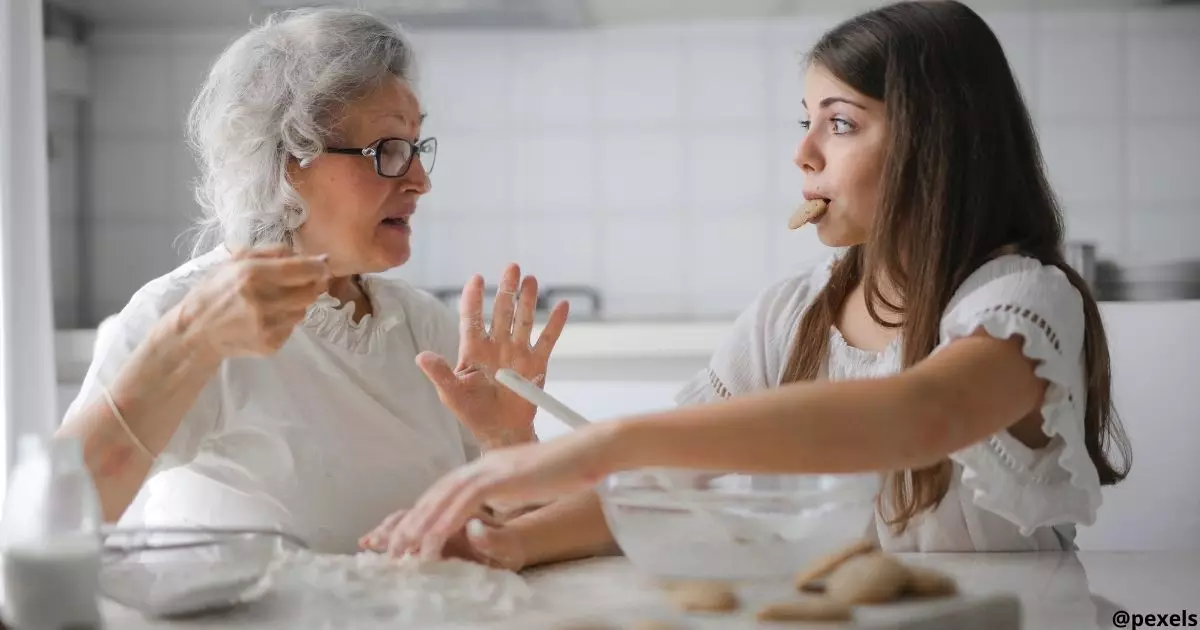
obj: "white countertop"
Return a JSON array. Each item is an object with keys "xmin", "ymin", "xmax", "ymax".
[{"xmin": 75, "ymin": 550, "xmax": 1200, "ymax": 629}]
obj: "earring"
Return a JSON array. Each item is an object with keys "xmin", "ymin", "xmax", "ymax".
[
  {"xmin": 298, "ymin": 156, "xmax": 314, "ymax": 168},
  {"xmin": 284, "ymin": 206, "xmax": 305, "ymax": 230}
]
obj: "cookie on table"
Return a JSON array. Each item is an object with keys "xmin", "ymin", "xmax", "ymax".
[
  {"xmin": 825, "ymin": 552, "xmax": 911, "ymax": 605},
  {"xmin": 793, "ymin": 538, "xmax": 879, "ymax": 592}
]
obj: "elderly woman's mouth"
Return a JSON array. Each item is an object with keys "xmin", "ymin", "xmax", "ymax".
[{"xmin": 382, "ymin": 216, "xmax": 410, "ymax": 229}]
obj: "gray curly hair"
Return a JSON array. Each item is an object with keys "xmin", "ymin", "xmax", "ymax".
[{"xmin": 185, "ymin": 7, "xmax": 417, "ymax": 256}]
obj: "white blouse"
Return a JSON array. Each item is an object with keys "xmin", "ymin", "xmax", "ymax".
[
  {"xmin": 65, "ymin": 247, "xmax": 479, "ymax": 554},
  {"xmin": 675, "ymin": 251, "xmax": 1101, "ymax": 552}
]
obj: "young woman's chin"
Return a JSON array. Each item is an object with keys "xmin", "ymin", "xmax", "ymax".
[{"xmin": 815, "ymin": 221, "xmax": 868, "ymax": 249}]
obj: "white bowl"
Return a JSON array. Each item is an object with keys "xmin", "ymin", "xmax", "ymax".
[{"xmin": 597, "ymin": 469, "xmax": 881, "ymax": 581}]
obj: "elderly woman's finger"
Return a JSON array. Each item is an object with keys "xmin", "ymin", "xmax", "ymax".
[
  {"xmin": 276, "ymin": 308, "xmax": 313, "ymax": 331},
  {"xmin": 260, "ymin": 278, "xmax": 328, "ymax": 310},
  {"xmin": 415, "ymin": 351, "xmax": 458, "ymax": 394},
  {"xmin": 533, "ymin": 300, "xmax": 569, "ymax": 361},
  {"xmin": 511, "ymin": 275, "xmax": 539, "ymax": 347},
  {"xmin": 459, "ymin": 274, "xmax": 488, "ymax": 339},
  {"xmin": 490, "ymin": 264, "xmax": 520, "ymax": 339}
]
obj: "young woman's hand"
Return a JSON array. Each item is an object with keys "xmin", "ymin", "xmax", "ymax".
[
  {"xmin": 368, "ymin": 424, "xmax": 623, "ymax": 561},
  {"xmin": 359, "ymin": 508, "xmax": 526, "ymax": 571},
  {"xmin": 416, "ymin": 263, "xmax": 568, "ymax": 449}
]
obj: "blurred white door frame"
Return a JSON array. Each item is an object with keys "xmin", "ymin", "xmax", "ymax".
[{"xmin": 0, "ymin": 0, "xmax": 58, "ymax": 515}]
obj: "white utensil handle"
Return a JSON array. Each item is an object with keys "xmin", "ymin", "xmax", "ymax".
[
  {"xmin": 495, "ymin": 369, "xmax": 591, "ymax": 430},
  {"xmin": 493, "ymin": 369, "xmax": 749, "ymax": 544}
]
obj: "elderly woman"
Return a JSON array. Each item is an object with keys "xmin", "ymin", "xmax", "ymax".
[{"xmin": 56, "ymin": 7, "xmax": 567, "ymax": 554}]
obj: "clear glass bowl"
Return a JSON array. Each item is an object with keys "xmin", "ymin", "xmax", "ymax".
[
  {"xmin": 597, "ymin": 469, "xmax": 881, "ymax": 581},
  {"xmin": 98, "ymin": 527, "xmax": 306, "ymax": 618}
]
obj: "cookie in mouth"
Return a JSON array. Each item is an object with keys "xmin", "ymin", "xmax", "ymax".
[{"xmin": 788, "ymin": 198, "xmax": 829, "ymax": 230}]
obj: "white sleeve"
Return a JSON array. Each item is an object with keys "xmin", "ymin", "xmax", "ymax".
[
  {"xmin": 937, "ymin": 256, "xmax": 1101, "ymax": 536},
  {"xmin": 674, "ymin": 272, "xmax": 819, "ymax": 406},
  {"xmin": 63, "ymin": 285, "xmax": 221, "ymax": 470}
]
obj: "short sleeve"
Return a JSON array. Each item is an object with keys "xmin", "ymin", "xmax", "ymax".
[
  {"xmin": 936, "ymin": 255, "xmax": 1101, "ymax": 536},
  {"xmin": 63, "ymin": 275, "xmax": 222, "ymax": 470},
  {"xmin": 674, "ymin": 259, "xmax": 831, "ymax": 406}
]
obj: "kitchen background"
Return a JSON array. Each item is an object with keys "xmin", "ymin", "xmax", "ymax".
[
  {"xmin": 44, "ymin": 0, "xmax": 1200, "ymax": 328},
  {"xmin": 26, "ymin": 0, "xmax": 1200, "ymax": 550}
]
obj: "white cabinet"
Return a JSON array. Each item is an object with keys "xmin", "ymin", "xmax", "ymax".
[{"xmin": 1072, "ymin": 301, "xmax": 1200, "ymax": 552}]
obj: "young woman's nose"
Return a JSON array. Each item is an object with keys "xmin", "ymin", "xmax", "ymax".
[{"xmin": 794, "ymin": 133, "xmax": 823, "ymax": 175}]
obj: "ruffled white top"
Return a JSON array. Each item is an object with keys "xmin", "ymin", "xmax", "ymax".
[
  {"xmin": 65, "ymin": 247, "xmax": 478, "ymax": 554},
  {"xmin": 675, "ymin": 251, "xmax": 1100, "ymax": 551}
]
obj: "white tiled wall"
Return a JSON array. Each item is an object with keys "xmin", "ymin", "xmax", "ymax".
[
  {"xmin": 48, "ymin": 95, "xmax": 83, "ymax": 328},
  {"xmin": 73, "ymin": 5, "xmax": 1200, "ymax": 325}
]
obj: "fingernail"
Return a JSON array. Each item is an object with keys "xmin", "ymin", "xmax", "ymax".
[
  {"xmin": 316, "ymin": 253, "xmax": 329, "ymax": 263},
  {"xmin": 466, "ymin": 518, "xmax": 487, "ymax": 540}
]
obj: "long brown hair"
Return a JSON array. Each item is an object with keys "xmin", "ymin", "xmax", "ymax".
[{"xmin": 780, "ymin": 0, "xmax": 1132, "ymax": 533}]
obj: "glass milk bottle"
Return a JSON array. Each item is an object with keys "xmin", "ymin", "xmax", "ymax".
[{"xmin": 1, "ymin": 434, "xmax": 104, "ymax": 629}]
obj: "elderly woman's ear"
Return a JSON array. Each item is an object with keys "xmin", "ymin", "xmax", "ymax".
[{"xmin": 283, "ymin": 153, "xmax": 312, "ymax": 200}]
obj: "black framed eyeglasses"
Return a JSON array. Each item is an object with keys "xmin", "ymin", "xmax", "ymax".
[{"xmin": 325, "ymin": 136, "xmax": 437, "ymax": 178}]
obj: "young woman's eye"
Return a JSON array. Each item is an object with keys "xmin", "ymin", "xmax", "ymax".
[{"xmin": 831, "ymin": 117, "xmax": 855, "ymax": 134}]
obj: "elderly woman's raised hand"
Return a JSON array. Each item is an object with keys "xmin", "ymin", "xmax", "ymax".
[
  {"xmin": 177, "ymin": 245, "xmax": 331, "ymax": 359},
  {"xmin": 416, "ymin": 263, "xmax": 568, "ymax": 450}
]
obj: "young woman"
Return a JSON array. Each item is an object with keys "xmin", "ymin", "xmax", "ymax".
[{"xmin": 361, "ymin": 0, "xmax": 1132, "ymax": 566}]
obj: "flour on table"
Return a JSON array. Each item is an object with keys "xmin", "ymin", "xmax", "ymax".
[{"xmin": 266, "ymin": 548, "xmax": 534, "ymax": 626}]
